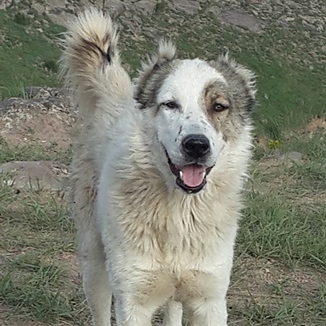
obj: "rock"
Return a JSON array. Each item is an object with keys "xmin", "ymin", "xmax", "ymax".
[
  {"xmin": 35, "ymin": 0, "xmax": 74, "ymax": 25},
  {"xmin": 284, "ymin": 0, "xmax": 302, "ymax": 9},
  {"xmin": 104, "ymin": 0, "xmax": 125, "ymax": 18},
  {"xmin": 286, "ymin": 151, "xmax": 304, "ymax": 162},
  {"xmin": 31, "ymin": 2, "xmax": 46, "ymax": 15},
  {"xmin": 135, "ymin": 0, "xmax": 158, "ymax": 15},
  {"xmin": 218, "ymin": 9, "xmax": 267, "ymax": 33},
  {"xmin": 207, "ymin": 5, "xmax": 222, "ymax": 23},
  {"xmin": 0, "ymin": 161, "xmax": 68, "ymax": 190},
  {"xmin": 170, "ymin": 0, "xmax": 201, "ymax": 15},
  {"xmin": 0, "ymin": 0, "xmax": 12, "ymax": 10},
  {"xmin": 47, "ymin": 10, "xmax": 75, "ymax": 26},
  {"xmin": 123, "ymin": 0, "xmax": 159, "ymax": 15},
  {"xmin": 45, "ymin": 0, "xmax": 67, "ymax": 8}
]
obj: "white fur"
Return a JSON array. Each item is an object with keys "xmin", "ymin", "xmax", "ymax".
[
  {"xmin": 62, "ymin": 8, "xmax": 254, "ymax": 326},
  {"xmin": 156, "ymin": 59, "xmax": 227, "ymax": 171}
]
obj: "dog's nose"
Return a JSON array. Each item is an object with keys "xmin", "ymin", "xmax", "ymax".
[{"xmin": 182, "ymin": 134, "xmax": 210, "ymax": 159}]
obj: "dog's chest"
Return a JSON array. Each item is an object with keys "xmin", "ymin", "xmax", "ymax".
[
  {"xmin": 121, "ymin": 195, "xmax": 221, "ymax": 266},
  {"xmin": 109, "ymin": 171, "xmax": 236, "ymax": 268}
]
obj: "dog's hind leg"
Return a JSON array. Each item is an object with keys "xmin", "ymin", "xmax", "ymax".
[
  {"xmin": 71, "ymin": 160, "xmax": 112, "ymax": 326},
  {"xmin": 162, "ymin": 300, "xmax": 183, "ymax": 326},
  {"xmin": 79, "ymin": 228, "xmax": 112, "ymax": 326}
]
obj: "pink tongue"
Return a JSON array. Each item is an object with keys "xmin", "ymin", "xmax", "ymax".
[{"xmin": 180, "ymin": 165, "xmax": 206, "ymax": 187}]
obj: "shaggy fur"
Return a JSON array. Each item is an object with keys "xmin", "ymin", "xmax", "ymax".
[{"xmin": 61, "ymin": 8, "xmax": 256, "ymax": 326}]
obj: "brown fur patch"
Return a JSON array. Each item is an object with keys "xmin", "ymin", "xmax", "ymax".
[
  {"xmin": 201, "ymin": 81, "xmax": 238, "ymax": 142},
  {"xmin": 209, "ymin": 56, "xmax": 256, "ymax": 121},
  {"xmin": 204, "ymin": 81, "xmax": 230, "ymax": 115}
]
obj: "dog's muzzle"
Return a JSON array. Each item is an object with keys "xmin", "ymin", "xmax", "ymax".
[{"xmin": 165, "ymin": 151, "xmax": 213, "ymax": 194}]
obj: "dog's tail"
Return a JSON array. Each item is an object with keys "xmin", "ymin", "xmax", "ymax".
[{"xmin": 60, "ymin": 8, "xmax": 133, "ymax": 121}]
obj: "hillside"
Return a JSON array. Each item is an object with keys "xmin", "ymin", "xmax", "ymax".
[{"xmin": 0, "ymin": 1, "xmax": 325, "ymax": 325}]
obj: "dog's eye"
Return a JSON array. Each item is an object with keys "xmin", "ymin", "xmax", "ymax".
[
  {"xmin": 213, "ymin": 103, "xmax": 228, "ymax": 112},
  {"xmin": 164, "ymin": 101, "xmax": 180, "ymax": 109}
]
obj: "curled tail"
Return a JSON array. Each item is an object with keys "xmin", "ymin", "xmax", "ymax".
[{"xmin": 60, "ymin": 8, "xmax": 132, "ymax": 120}]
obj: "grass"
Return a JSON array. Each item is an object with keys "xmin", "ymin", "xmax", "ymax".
[
  {"xmin": 240, "ymin": 191, "xmax": 326, "ymax": 267},
  {"xmin": 0, "ymin": 1, "xmax": 326, "ymax": 325},
  {"xmin": 0, "ymin": 136, "xmax": 72, "ymax": 165},
  {"xmin": 0, "ymin": 10, "xmax": 64, "ymax": 99},
  {"xmin": 240, "ymin": 133, "xmax": 326, "ymax": 268},
  {"xmin": 0, "ymin": 179, "xmax": 85, "ymax": 324}
]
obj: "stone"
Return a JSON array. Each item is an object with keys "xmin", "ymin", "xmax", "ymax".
[
  {"xmin": 207, "ymin": 5, "xmax": 222, "ymax": 24},
  {"xmin": 123, "ymin": 0, "xmax": 159, "ymax": 15},
  {"xmin": 171, "ymin": 0, "xmax": 201, "ymax": 15},
  {"xmin": 47, "ymin": 10, "xmax": 75, "ymax": 26},
  {"xmin": 135, "ymin": 0, "xmax": 157, "ymax": 15},
  {"xmin": 0, "ymin": 0, "xmax": 13, "ymax": 10},
  {"xmin": 45, "ymin": 0, "xmax": 67, "ymax": 8},
  {"xmin": 104, "ymin": 0, "xmax": 125, "ymax": 18},
  {"xmin": 218, "ymin": 9, "xmax": 267, "ymax": 33},
  {"xmin": 30, "ymin": 2, "xmax": 46, "ymax": 15},
  {"xmin": 286, "ymin": 151, "xmax": 304, "ymax": 162}
]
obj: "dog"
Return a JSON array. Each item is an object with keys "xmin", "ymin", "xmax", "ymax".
[{"xmin": 61, "ymin": 8, "xmax": 256, "ymax": 326}]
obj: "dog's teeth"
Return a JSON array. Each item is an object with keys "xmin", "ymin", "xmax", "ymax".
[{"xmin": 179, "ymin": 171, "xmax": 183, "ymax": 178}]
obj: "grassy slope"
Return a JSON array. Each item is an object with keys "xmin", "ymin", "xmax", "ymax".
[
  {"xmin": 0, "ymin": 10, "xmax": 64, "ymax": 99},
  {"xmin": 0, "ymin": 2, "xmax": 325, "ymax": 325}
]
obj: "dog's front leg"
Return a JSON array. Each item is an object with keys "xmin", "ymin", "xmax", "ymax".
[
  {"xmin": 186, "ymin": 296, "xmax": 228, "ymax": 326},
  {"xmin": 180, "ymin": 253, "xmax": 233, "ymax": 326},
  {"xmin": 162, "ymin": 300, "xmax": 183, "ymax": 326},
  {"xmin": 110, "ymin": 268, "xmax": 175, "ymax": 326},
  {"xmin": 114, "ymin": 296, "xmax": 156, "ymax": 326}
]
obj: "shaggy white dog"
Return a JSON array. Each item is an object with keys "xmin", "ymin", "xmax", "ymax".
[{"xmin": 61, "ymin": 8, "xmax": 256, "ymax": 326}]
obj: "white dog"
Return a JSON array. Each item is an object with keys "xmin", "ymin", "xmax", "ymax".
[{"xmin": 61, "ymin": 8, "xmax": 256, "ymax": 326}]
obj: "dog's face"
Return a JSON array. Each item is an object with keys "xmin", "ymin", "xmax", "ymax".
[
  {"xmin": 135, "ymin": 42, "xmax": 256, "ymax": 194},
  {"xmin": 155, "ymin": 60, "xmax": 227, "ymax": 193}
]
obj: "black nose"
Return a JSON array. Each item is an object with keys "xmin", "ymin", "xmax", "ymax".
[{"xmin": 182, "ymin": 134, "xmax": 210, "ymax": 159}]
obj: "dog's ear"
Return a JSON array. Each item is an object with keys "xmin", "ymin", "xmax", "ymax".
[
  {"xmin": 210, "ymin": 54, "xmax": 256, "ymax": 117},
  {"xmin": 134, "ymin": 40, "xmax": 176, "ymax": 108}
]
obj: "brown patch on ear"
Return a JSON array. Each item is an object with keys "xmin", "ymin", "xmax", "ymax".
[
  {"xmin": 203, "ymin": 81, "xmax": 230, "ymax": 119},
  {"xmin": 209, "ymin": 55, "xmax": 256, "ymax": 120},
  {"xmin": 202, "ymin": 81, "xmax": 245, "ymax": 143},
  {"xmin": 134, "ymin": 40, "xmax": 176, "ymax": 109}
]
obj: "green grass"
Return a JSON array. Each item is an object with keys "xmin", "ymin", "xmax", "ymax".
[
  {"xmin": 247, "ymin": 60, "xmax": 326, "ymax": 138},
  {"xmin": 0, "ymin": 254, "xmax": 84, "ymax": 322},
  {"xmin": 0, "ymin": 136, "xmax": 72, "ymax": 165},
  {"xmin": 238, "ymin": 133, "xmax": 326, "ymax": 267},
  {"xmin": 239, "ymin": 193, "xmax": 326, "ymax": 268},
  {"xmin": 0, "ymin": 132, "xmax": 325, "ymax": 326},
  {"xmin": 0, "ymin": 10, "xmax": 65, "ymax": 99},
  {"xmin": 0, "ymin": 182, "xmax": 83, "ymax": 323},
  {"xmin": 228, "ymin": 132, "xmax": 326, "ymax": 324}
]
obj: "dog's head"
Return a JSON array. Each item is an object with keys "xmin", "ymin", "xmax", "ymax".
[{"xmin": 134, "ymin": 41, "xmax": 256, "ymax": 194}]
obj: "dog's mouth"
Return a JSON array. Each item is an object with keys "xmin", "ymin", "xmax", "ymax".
[{"xmin": 166, "ymin": 152, "xmax": 213, "ymax": 194}]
